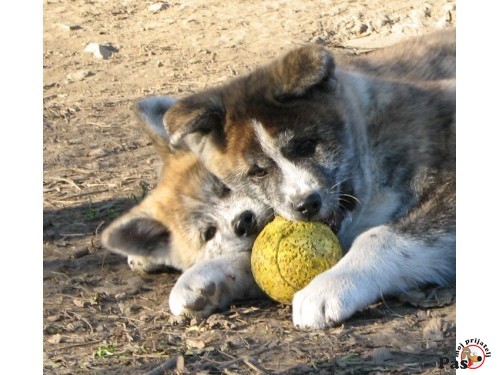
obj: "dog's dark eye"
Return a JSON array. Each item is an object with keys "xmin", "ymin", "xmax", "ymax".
[
  {"xmin": 214, "ymin": 180, "xmax": 231, "ymax": 198},
  {"xmin": 203, "ymin": 226, "xmax": 217, "ymax": 242},
  {"xmin": 221, "ymin": 185, "xmax": 231, "ymax": 196},
  {"xmin": 248, "ymin": 165, "xmax": 268, "ymax": 178},
  {"xmin": 293, "ymin": 138, "xmax": 317, "ymax": 157}
]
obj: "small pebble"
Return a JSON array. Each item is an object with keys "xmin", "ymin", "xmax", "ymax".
[
  {"xmin": 128, "ymin": 305, "xmax": 143, "ymax": 314},
  {"xmin": 115, "ymin": 292, "xmax": 128, "ymax": 300},
  {"xmin": 84, "ymin": 43, "xmax": 117, "ymax": 59},
  {"xmin": 46, "ymin": 314, "xmax": 62, "ymax": 322},
  {"xmin": 186, "ymin": 338, "xmax": 206, "ymax": 349},
  {"xmin": 149, "ymin": 2, "xmax": 169, "ymax": 13},
  {"xmin": 426, "ymin": 341, "xmax": 438, "ymax": 350},
  {"xmin": 88, "ymin": 148, "xmax": 107, "ymax": 157},
  {"xmin": 66, "ymin": 70, "xmax": 93, "ymax": 82},
  {"xmin": 57, "ymin": 23, "xmax": 82, "ymax": 31},
  {"xmin": 423, "ymin": 317, "xmax": 445, "ymax": 340},
  {"xmin": 47, "ymin": 334, "xmax": 63, "ymax": 344},
  {"xmin": 72, "ymin": 247, "xmax": 90, "ymax": 259},
  {"xmin": 371, "ymin": 347, "xmax": 392, "ymax": 364}
]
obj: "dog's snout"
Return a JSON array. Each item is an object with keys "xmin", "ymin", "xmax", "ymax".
[
  {"xmin": 233, "ymin": 210, "xmax": 257, "ymax": 237},
  {"xmin": 294, "ymin": 193, "xmax": 322, "ymax": 219}
]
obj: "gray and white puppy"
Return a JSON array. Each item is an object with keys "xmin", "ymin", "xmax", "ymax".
[{"xmin": 164, "ymin": 29, "xmax": 456, "ymax": 329}]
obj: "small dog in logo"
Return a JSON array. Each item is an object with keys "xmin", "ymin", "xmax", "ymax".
[{"xmin": 461, "ymin": 347, "xmax": 483, "ymax": 367}]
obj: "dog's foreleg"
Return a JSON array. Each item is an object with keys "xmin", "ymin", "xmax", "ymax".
[
  {"xmin": 169, "ymin": 252, "xmax": 262, "ymax": 318},
  {"xmin": 293, "ymin": 182, "xmax": 455, "ymax": 329}
]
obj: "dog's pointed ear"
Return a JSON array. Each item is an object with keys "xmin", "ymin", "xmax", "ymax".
[
  {"xmin": 271, "ymin": 44, "xmax": 335, "ymax": 99},
  {"xmin": 164, "ymin": 95, "xmax": 226, "ymax": 154},
  {"xmin": 133, "ymin": 96, "xmax": 177, "ymax": 158},
  {"xmin": 101, "ymin": 211, "xmax": 171, "ymax": 259}
]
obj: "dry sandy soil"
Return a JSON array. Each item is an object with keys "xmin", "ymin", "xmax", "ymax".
[{"xmin": 43, "ymin": 0, "xmax": 456, "ymax": 373}]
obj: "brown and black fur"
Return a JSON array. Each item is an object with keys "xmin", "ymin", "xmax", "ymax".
[{"xmin": 102, "ymin": 97, "xmax": 272, "ymax": 317}]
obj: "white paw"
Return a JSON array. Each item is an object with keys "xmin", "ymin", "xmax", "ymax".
[
  {"xmin": 292, "ymin": 271, "xmax": 364, "ymax": 329},
  {"xmin": 169, "ymin": 269, "xmax": 232, "ymax": 318},
  {"xmin": 127, "ymin": 255, "xmax": 149, "ymax": 274},
  {"xmin": 127, "ymin": 255, "xmax": 168, "ymax": 275}
]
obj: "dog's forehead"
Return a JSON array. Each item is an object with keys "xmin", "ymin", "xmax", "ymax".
[
  {"xmin": 178, "ymin": 188, "xmax": 223, "ymax": 229},
  {"xmin": 251, "ymin": 119, "xmax": 294, "ymax": 155},
  {"xmin": 223, "ymin": 82, "xmax": 333, "ymax": 138},
  {"xmin": 223, "ymin": 92, "xmax": 306, "ymax": 152},
  {"xmin": 158, "ymin": 157, "xmax": 219, "ymax": 211}
]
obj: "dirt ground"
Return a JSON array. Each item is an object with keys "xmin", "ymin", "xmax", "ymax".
[{"xmin": 43, "ymin": 0, "xmax": 456, "ymax": 373}]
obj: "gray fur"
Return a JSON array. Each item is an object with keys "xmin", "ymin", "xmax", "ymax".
[{"xmin": 164, "ymin": 30, "xmax": 456, "ymax": 328}]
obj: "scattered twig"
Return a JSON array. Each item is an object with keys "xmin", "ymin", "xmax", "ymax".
[
  {"xmin": 47, "ymin": 167, "xmax": 94, "ymax": 175},
  {"xmin": 100, "ymin": 249, "xmax": 109, "ymax": 270},
  {"xmin": 94, "ymin": 221, "xmax": 106, "ymax": 237},
  {"xmin": 49, "ymin": 271, "xmax": 71, "ymax": 280},
  {"xmin": 199, "ymin": 341, "xmax": 272, "ymax": 371},
  {"xmin": 378, "ymin": 291, "xmax": 403, "ymax": 318},
  {"xmin": 143, "ymin": 355, "xmax": 184, "ymax": 375},
  {"xmin": 85, "ymin": 182, "xmax": 118, "ymax": 188},
  {"xmin": 46, "ymin": 199, "xmax": 87, "ymax": 205},
  {"xmin": 65, "ymin": 311, "xmax": 94, "ymax": 334},
  {"xmin": 45, "ymin": 176, "xmax": 82, "ymax": 191},
  {"xmin": 42, "ymin": 198, "xmax": 61, "ymax": 207},
  {"xmin": 49, "ymin": 339, "xmax": 102, "ymax": 351},
  {"xmin": 56, "ymin": 189, "xmax": 110, "ymax": 200},
  {"xmin": 243, "ymin": 358, "xmax": 267, "ymax": 374},
  {"xmin": 92, "ymin": 221, "xmax": 106, "ymax": 253},
  {"xmin": 86, "ymin": 121, "xmax": 115, "ymax": 128},
  {"xmin": 59, "ymin": 232, "xmax": 87, "ymax": 237},
  {"xmin": 120, "ymin": 321, "xmax": 134, "ymax": 343}
]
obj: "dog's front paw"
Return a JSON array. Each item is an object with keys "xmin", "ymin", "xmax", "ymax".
[
  {"xmin": 292, "ymin": 272, "xmax": 363, "ymax": 329},
  {"xmin": 127, "ymin": 255, "xmax": 170, "ymax": 275},
  {"xmin": 169, "ymin": 269, "xmax": 232, "ymax": 318},
  {"xmin": 127, "ymin": 256, "xmax": 143, "ymax": 273}
]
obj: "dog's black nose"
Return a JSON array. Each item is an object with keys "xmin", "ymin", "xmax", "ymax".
[
  {"xmin": 233, "ymin": 210, "xmax": 257, "ymax": 237},
  {"xmin": 477, "ymin": 356, "xmax": 482, "ymax": 361},
  {"xmin": 294, "ymin": 193, "xmax": 322, "ymax": 219}
]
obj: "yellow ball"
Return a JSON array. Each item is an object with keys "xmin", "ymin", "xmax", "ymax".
[{"xmin": 251, "ymin": 216, "xmax": 343, "ymax": 304}]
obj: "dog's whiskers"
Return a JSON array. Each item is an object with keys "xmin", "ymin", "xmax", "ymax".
[
  {"xmin": 340, "ymin": 193, "xmax": 361, "ymax": 206},
  {"xmin": 329, "ymin": 178, "xmax": 349, "ymax": 192}
]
